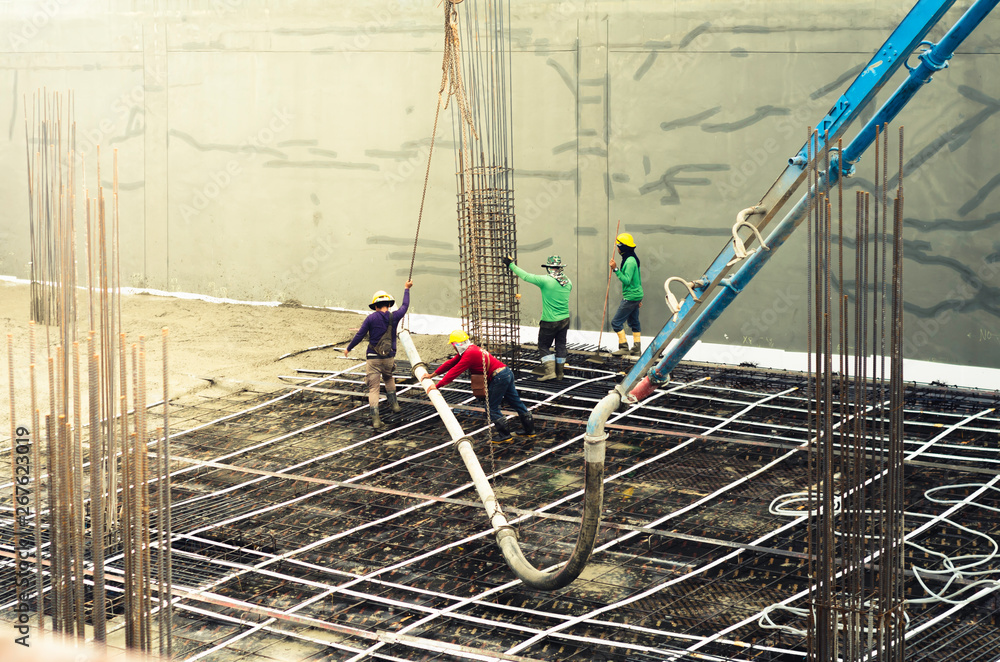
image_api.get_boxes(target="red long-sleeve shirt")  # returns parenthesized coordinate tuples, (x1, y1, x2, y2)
(432, 345, 505, 389)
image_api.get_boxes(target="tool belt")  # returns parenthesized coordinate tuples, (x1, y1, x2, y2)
(472, 367, 505, 400)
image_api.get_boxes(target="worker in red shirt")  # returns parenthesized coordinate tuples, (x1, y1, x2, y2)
(427, 330, 535, 443)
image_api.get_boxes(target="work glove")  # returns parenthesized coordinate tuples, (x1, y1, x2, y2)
(501, 255, 514, 267)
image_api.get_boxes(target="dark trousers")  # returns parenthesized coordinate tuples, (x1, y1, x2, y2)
(487, 367, 529, 422)
(538, 317, 570, 360)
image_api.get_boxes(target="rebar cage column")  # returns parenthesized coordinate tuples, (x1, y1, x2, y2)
(457, 166, 520, 366)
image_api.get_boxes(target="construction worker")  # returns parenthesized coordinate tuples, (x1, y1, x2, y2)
(344, 280, 413, 429)
(427, 330, 535, 443)
(610, 232, 643, 356)
(503, 254, 572, 381)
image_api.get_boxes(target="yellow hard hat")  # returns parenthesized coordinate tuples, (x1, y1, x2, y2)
(616, 232, 636, 248)
(449, 329, 470, 344)
(369, 290, 394, 309)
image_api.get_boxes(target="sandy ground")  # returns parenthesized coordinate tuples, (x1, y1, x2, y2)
(1, 280, 454, 441)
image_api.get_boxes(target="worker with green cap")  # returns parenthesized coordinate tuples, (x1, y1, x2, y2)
(609, 232, 643, 356)
(502, 254, 572, 381)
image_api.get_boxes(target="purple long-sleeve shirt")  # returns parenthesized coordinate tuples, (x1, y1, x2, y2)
(346, 289, 410, 358)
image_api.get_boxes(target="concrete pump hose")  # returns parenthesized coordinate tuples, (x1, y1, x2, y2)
(397, 329, 606, 590)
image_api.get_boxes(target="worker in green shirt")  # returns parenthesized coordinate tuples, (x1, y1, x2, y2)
(502, 254, 572, 381)
(609, 232, 644, 356)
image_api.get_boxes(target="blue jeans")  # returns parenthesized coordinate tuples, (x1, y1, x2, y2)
(611, 299, 642, 333)
(487, 367, 529, 422)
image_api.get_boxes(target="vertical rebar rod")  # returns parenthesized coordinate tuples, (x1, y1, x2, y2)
(29, 322, 44, 631)
(7, 336, 19, 635)
(58, 413, 73, 634)
(139, 338, 152, 652)
(805, 127, 816, 660)
(122, 339, 134, 648)
(162, 327, 173, 657)
(71, 341, 86, 637)
(887, 125, 906, 662)
(88, 334, 107, 642)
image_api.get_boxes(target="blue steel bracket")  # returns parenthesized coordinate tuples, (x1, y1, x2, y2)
(720, 277, 743, 296)
(918, 42, 954, 70)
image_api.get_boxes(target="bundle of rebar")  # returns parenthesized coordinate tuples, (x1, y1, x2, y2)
(450, 0, 520, 367)
(12, 89, 173, 656)
(24, 89, 64, 326)
(805, 124, 906, 661)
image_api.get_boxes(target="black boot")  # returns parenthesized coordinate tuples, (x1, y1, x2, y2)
(386, 391, 401, 413)
(555, 362, 564, 380)
(517, 410, 536, 438)
(491, 419, 513, 444)
(371, 408, 385, 430)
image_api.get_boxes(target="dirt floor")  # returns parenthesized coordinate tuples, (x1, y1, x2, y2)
(1, 280, 454, 441)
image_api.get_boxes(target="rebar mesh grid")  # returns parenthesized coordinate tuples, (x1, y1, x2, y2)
(3, 356, 1000, 661)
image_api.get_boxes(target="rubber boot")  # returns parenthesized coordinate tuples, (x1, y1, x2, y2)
(371, 407, 385, 430)
(630, 332, 642, 356)
(517, 410, 536, 438)
(611, 330, 630, 356)
(554, 361, 565, 380)
(537, 359, 557, 382)
(386, 391, 401, 413)
(531, 353, 554, 375)
(491, 418, 513, 444)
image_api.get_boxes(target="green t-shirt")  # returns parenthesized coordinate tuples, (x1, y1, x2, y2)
(509, 263, 572, 322)
(615, 256, 643, 301)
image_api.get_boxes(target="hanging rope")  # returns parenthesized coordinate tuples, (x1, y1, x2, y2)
(408, 1, 478, 286)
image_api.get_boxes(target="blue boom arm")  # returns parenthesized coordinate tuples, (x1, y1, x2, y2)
(584, 0, 998, 442)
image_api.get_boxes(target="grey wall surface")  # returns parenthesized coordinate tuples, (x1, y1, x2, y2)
(1, 1, 998, 368)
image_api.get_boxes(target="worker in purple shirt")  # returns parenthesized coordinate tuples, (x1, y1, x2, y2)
(344, 280, 412, 429)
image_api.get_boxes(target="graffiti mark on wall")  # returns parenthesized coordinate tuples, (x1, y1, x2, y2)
(639, 163, 730, 205)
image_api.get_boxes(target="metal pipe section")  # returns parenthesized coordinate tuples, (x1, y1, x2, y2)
(397, 330, 602, 590)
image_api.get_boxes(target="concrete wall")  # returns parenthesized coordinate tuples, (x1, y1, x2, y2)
(1, 1, 998, 368)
